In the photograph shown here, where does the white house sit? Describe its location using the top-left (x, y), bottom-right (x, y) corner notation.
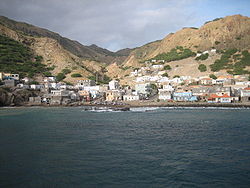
top-left (51, 89), bottom-right (70, 97)
top-left (30, 84), bottom-right (44, 90)
top-left (135, 83), bottom-right (151, 95)
top-left (158, 89), bottom-right (172, 100)
top-left (21, 77), bottom-right (30, 83)
top-left (123, 94), bottom-right (140, 101)
top-left (211, 49), bottom-right (217, 53)
top-left (240, 87), bottom-right (250, 102)
top-left (17, 83), bottom-right (29, 89)
top-left (158, 77), bottom-right (170, 83)
top-left (51, 82), bottom-right (61, 89)
top-left (44, 77), bottom-right (56, 83)
top-left (75, 79), bottom-right (96, 89)
top-left (151, 65), bottom-right (163, 70)
top-left (202, 51), bottom-right (209, 54)
top-left (162, 84), bottom-right (174, 92)
top-left (109, 80), bottom-right (119, 90)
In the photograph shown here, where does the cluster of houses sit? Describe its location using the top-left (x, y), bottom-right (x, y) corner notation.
top-left (1, 69), bottom-right (250, 105)
top-left (128, 63), bottom-right (250, 103)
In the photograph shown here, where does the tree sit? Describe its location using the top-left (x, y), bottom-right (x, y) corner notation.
top-left (62, 68), bottom-right (71, 75)
top-left (56, 73), bottom-right (66, 81)
top-left (163, 65), bottom-right (171, 70)
top-left (195, 53), bottom-right (209, 61)
top-left (215, 41), bottom-right (220, 45)
top-left (209, 74), bottom-right (217, 79)
top-left (198, 64), bottom-right (207, 72)
top-left (162, 73), bottom-right (169, 77)
top-left (43, 71), bottom-right (52, 77)
top-left (71, 73), bottom-right (82, 78)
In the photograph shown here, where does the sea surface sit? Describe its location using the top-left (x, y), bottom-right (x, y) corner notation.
top-left (0, 107), bottom-right (250, 188)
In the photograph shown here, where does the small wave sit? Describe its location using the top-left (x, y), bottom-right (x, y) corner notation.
top-left (130, 107), bottom-right (160, 112)
top-left (81, 107), bottom-right (127, 112)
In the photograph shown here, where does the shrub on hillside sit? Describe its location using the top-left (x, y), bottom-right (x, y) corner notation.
top-left (209, 74), bottom-right (217, 79)
top-left (163, 65), bottom-right (171, 70)
top-left (195, 53), bottom-right (209, 61)
top-left (56, 73), bottom-right (66, 82)
top-left (71, 73), bottom-right (82, 78)
top-left (198, 64), bottom-right (207, 72)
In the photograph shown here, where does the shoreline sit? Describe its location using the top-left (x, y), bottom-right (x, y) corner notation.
top-left (1, 101), bottom-right (250, 109)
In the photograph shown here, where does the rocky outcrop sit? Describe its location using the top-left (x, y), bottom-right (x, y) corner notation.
top-left (0, 88), bottom-right (39, 106)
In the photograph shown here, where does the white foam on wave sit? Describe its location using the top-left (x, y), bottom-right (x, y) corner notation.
top-left (130, 107), bottom-right (160, 112)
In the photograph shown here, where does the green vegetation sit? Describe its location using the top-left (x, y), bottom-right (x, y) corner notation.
top-left (0, 34), bottom-right (50, 78)
top-left (215, 41), bottom-right (220, 45)
top-left (195, 53), bottom-right (209, 61)
top-left (56, 73), bottom-right (66, 82)
top-left (198, 64), bottom-right (207, 72)
top-left (162, 73), bottom-right (169, 77)
top-left (43, 71), bottom-right (52, 77)
top-left (133, 68), bottom-right (138, 71)
top-left (120, 66), bottom-right (131, 71)
top-left (88, 74), bottom-right (111, 84)
top-left (29, 81), bottom-right (39, 85)
top-left (210, 48), bottom-right (238, 72)
top-left (209, 74), bottom-right (217, 79)
top-left (229, 50), bottom-right (250, 75)
top-left (173, 75), bottom-right (180, 78)
top-left (163, 65), bottom-right (171, 70)
top-left (71, 73), bottom-right (82, 78)
top-left (210, 49), bottom-right (250, 75)
top-left (88, 76), bottom-right (96, 81)
top-left (62, 68), bottom-right (71, 75)
top-left (205, 17), bottom-right (222, 24)
top-left (150, 83), bottom-right (158, 90)
top-left (150, 46), bottom-right (196, 63)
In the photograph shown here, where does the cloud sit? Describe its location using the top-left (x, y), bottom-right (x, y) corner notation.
top-left (0, 0), bottom-right (221, 51)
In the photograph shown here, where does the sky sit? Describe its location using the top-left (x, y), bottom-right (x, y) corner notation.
top-left (0, 0), bottom-right (250, 51)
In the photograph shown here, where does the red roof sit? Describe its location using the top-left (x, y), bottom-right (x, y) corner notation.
top-left (209, 94), bottom-right (231, 98)
top-left (244, 87), bottom-right (250, 90)
top-left (201, 78), bottom-right (212, 80)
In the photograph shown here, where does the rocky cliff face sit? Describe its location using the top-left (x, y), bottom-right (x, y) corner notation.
top-left (0, 88), bottom-right (39, 106)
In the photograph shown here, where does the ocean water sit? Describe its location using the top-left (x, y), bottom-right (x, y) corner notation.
top-left (0, 107), bottom-right (250, 188)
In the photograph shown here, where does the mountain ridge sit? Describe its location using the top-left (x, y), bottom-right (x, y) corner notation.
top-left (1, 14), bottom-right (250, 84)
top-left (107, 14), bottom-right (250, 83)
top-left (0, 15), bottom-right (131, 64)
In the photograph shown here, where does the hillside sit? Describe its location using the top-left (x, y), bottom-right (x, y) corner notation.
top-left (1, 14), bottom-right (250, 84)
top-left (0, 34), bottom-right (49, 78)
top-left (0, 16), bottom-right (130, 64)
top-left (109, 14), bottom-right (250, 81)
top-left (0, 23), bottom-right (102, 83)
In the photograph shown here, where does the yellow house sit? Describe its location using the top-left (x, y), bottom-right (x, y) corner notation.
top-left (105, 90), bottom-right (122, 101)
